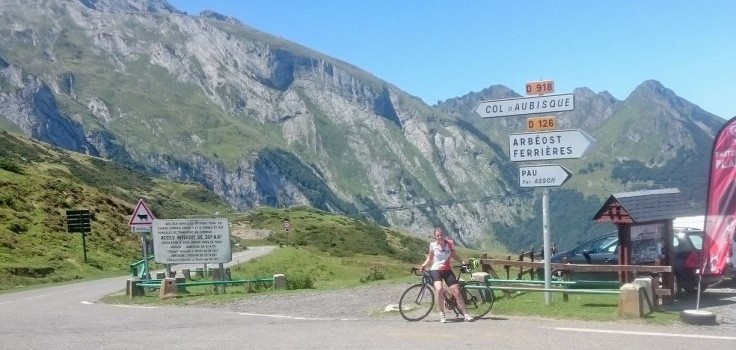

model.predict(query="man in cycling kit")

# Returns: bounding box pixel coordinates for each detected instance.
[419,227,473,323]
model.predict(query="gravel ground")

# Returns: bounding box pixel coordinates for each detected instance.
[661,280,736,331]
[208,279,736,331]
[210,282,410,319]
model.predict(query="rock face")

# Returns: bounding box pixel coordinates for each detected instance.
[0,0,724,250]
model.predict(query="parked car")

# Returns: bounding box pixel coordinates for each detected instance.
[546,228,722,294]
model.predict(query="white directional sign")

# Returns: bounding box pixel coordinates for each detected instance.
[519,164,572,188]
[476,93,574,118]
[508,129,595,162]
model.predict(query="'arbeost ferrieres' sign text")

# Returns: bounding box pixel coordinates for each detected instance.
[508,129,595,162]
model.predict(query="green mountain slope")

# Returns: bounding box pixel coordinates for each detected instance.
[0,131,233,291]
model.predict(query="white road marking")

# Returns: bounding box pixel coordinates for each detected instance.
[550,327,736,340]
[109,304,159,309]
[0,301,12,305]
[233,312,357,321]
[24,293,51,300]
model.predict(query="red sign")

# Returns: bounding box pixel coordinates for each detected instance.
[128,199,155,226]
[703,117,736,275]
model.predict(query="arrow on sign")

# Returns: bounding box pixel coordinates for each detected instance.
[508,129,595,162]
[518,164,572,188]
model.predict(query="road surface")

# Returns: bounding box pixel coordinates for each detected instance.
[2,246,734,349]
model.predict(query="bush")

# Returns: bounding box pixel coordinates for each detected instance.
[359,266,385,283]
[7,221,27,234]
[0,157,23,174]
[286,272,314,290]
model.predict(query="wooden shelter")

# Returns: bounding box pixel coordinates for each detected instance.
[593,188,693,285]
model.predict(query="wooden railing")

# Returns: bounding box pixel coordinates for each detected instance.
[478,254,674,303]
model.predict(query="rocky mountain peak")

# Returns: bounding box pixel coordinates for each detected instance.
[198,10,244,26]
[77,0,181,14]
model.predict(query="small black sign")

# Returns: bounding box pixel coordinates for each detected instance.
[66,209,91,233]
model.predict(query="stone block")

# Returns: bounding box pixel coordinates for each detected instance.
[633,276,654,313]
[273,274,286,290]
[126,279,144,298]
[471,272,489,283]
[159,278,178,300]
[618,283,645,317]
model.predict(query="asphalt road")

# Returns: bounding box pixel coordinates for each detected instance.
[2,246,735,350]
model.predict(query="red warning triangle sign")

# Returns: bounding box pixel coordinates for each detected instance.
[128,199,156,226]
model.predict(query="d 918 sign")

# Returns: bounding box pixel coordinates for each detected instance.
[525,80,554,95]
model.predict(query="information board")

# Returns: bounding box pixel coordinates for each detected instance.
[631,223,665,264]
[152,218,232,264]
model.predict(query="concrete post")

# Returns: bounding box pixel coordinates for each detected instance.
[126,279,144,298]
[159,278,178,300]
[618,283,644,317]
[273,274,286,290]
[633,276,655,313]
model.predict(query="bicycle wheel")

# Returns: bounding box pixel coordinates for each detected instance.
[398,283,435,321]
[462,281,494,319]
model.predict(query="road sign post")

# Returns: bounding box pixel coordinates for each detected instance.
[129,199,156,278]
[475,80,587,305]
[518,164,572,188]
[525,80,554,95]
[508,129,595,162]
[66,209,90,263]
[475,93,574,118]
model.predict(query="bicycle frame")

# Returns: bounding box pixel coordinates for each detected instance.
[399,264,494,321]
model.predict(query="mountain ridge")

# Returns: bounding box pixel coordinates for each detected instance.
[0,0,724,252]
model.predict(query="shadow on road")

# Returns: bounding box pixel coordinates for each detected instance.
[662,278,736,312]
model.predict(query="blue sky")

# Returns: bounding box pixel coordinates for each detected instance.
[168,1,736,119]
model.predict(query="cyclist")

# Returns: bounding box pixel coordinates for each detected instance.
[419,227,473,323]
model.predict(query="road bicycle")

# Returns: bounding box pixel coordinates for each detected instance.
[398,261,494,321]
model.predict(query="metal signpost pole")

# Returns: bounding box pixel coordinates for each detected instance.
[477,80,593,306]
[140,234,149,277]
[129,199,156,279]
[542,188,551,305]
[81,231,88,263]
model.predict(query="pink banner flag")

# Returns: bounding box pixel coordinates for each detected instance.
[703,116,736,275]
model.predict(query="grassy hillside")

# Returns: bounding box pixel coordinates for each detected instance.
[0,131,233,291]
[0,132,503,292]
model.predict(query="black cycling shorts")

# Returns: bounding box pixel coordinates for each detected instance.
[429,269,459,287]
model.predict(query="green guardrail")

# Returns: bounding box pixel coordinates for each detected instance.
[129,256,155,279]
[136,277,275,289]
[483,277,621,295]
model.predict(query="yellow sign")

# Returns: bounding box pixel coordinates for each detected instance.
[527,116,556,131]
[525,80,555,95]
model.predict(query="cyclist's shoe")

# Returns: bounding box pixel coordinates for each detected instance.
[438,312,446,323]
[463,313,475,322]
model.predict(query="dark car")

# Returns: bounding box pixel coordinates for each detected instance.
[546,228,719,294]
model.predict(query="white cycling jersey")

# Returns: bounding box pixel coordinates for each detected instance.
[429,239,454,271]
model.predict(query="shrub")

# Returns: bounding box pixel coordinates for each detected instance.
[7,221,27,234]
[0,157,23,174]
[286,272,314,290]
[359,266,385,283]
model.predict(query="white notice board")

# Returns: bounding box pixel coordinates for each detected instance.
[152,218,232,264]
